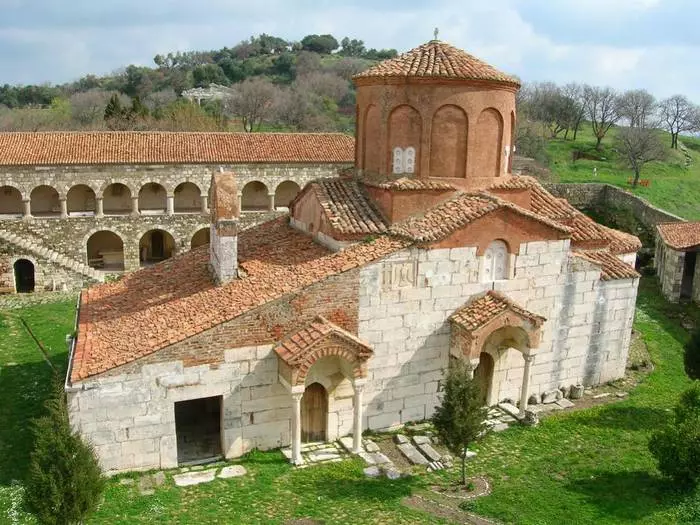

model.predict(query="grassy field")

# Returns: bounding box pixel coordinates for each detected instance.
[1,281,699,524]
[544,125,700,221]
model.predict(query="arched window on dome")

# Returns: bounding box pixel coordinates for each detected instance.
[482,240,509,282]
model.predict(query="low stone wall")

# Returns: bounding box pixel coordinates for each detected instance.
[0,291,77,310]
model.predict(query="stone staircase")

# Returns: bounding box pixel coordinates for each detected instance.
[0,228,104,283]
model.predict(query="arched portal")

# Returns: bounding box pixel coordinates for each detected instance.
[14,259,35,293]
[67,184,96,216]
[191,227,210,249]
[473,352,494,406]
[274,181,301,209]
[30,185,60,217]
[138,183,167,214]
[87,231,124,270]
[0,186,23,216]
[241,181,269,212]
[103,183,132,215]
[301,383,328,443]
[174,182,202,213]
[139,229,175,266]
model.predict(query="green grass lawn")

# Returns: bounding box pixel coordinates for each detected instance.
[544,125,700,221]
[1,282,699,524]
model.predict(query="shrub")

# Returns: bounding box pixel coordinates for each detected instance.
[25,376,104,525]
[684,328,700,380]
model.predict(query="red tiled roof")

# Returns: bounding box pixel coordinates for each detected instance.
[274,316,373,366]
[363,176,457,191]
[487,175,540,191]
[450,291,545,332]
[657,222,700,250]
[572,250,640,281]
[308,179,388,236]
[354,40,519,85]
[0,131,355,166]
[390,191,570,243]
[71,218,409,382]
[600,225,643,255]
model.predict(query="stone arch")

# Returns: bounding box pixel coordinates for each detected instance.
[479,325,532,406]
[138,182,167,214]
[430,104,468,179]
[174,182,202,213]
[388,104,422,176]
[274,180,301,209]
[67,184,96,215]
[472,108,504,179]
[86,230,124,270]
[13,258,35,293]
[362,104,381,174]
[295,345,366,388]
[30,185,60,217]
[139,228,176,266]
[0,185,24,216]
[103,183,132,215]
[241,181,269,212]
[191,227,210,249]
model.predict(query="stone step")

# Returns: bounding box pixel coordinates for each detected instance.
[416,442,442,463]
[427,460,444,472]
[397,442,429,465]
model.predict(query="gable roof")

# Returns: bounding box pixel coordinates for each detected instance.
[71,218,408,382]
[450,291,545,332]
[572,250,640,281]
[0,131,355,166]
[353,40,519,86]
[657,222,700,250]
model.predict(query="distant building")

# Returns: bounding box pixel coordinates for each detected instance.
[656,221,700,303]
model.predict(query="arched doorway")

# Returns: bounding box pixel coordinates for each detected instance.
[138,183,167,214]
[103,183,132,215]
[301,383,327,443]
[86,231,124,270]
[241,181,269,212]
[30,185,60,217]
[274,181,301,209]
[67,184,96,216]
[139,229,176,266]
[191,228,210,249]
[473,352,494,406]
[14,259,35,293]
[0,185,23,217]
[174,182,202,213]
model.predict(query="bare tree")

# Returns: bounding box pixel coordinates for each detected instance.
[331,57,373,81]
[615,127,666,187]
[659,95,699,149]
[223,78,276,132]
[295,72,349,103]
[562,83,587,140]
[618,89,656,128]
[69,89,115,127]
[144,89,178,115]
[584,85,621,149]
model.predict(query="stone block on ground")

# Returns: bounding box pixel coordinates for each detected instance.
[412,435,431,445]
[138,476,155,496]
[528,394,539,405]
[556,398,575,409]
[308,449,342,462]
[383,466,402,480]
[364,441,380,453]
[358,452,376,465]
[364,466,381,478]
[615,392,629,398]
[417,442,442,462]
[218,465,247,479]
[498,402,522,420]
[569,384,585,399]
[173,469,217,487]
[541,389,559,404]
[371,452,391,465]
[338,437,354,452]
[593,393,611,399]
[397,443,429,465]
[492,422,509,432]
[152,472,166,486]
[394,434,409,445]
[427,460,444,472]
[281,448,293,460]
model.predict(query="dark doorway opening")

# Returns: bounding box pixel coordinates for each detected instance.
[151,231,165,260]
[681,251,697,300]
[14,259,35,293]
[301,382,327,443]
[474,352,494,406]
[174,396,222,465]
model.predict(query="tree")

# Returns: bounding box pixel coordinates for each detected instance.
[432,359,489,485]
[618,89,656,128]
[300,34,339,54]
[584,85,621,149]
[103,93,124,121]
[223,77,276,132]
[192,64,229,88]
[659,95,699,149]
[649,383,700,487]
[614,127,666,186]
[25,377,104,524]
[70,90,113,127]
[339,37,366,57]
[685,327,700,380]
[562,83,587,140]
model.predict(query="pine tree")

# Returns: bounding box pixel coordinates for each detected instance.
[432,359,489,485]
[25,376,105,525]
[685,327,700,380]
[103,93,123,121]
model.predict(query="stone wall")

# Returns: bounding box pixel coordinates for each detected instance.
[655,239,684,302]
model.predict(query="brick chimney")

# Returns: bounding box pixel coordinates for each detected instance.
[209,170,239,284]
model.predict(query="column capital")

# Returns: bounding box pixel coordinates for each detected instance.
[523,353,536,363]
[291,391,304,402]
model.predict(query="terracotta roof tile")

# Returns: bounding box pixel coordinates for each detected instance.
[657,222,700,250]
[354,40,519,85]
[363,176,457,191]
[0,131,355,165]
[600,225,643,254]
[310,179,388,236]
[274,316,372,365]
[487,175,540,191]
[572,250,640,281]
[450,291,545,332]
[71,218,408,382]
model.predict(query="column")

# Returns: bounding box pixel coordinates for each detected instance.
[59,198,68,219]
[22,199,31,220]
[268,192,275,211]
[200,195,209,214]
[352,383,365,454]
[131,196,139,216]
[96,197,104,218]
[519,353,535,417]
[237,193,243,213]
[291,392,304,465]
[166,195,175,215]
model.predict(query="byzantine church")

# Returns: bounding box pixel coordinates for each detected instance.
[67,40,641,473]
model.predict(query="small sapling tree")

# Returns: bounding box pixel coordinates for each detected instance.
[433,359,489,485]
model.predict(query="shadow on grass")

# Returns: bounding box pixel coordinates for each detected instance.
[309,469,416,504]
[565,470,685,521]
[0,354,66,485]
[573,404,671,431]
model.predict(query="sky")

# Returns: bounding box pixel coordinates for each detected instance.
[0,0,698,100]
